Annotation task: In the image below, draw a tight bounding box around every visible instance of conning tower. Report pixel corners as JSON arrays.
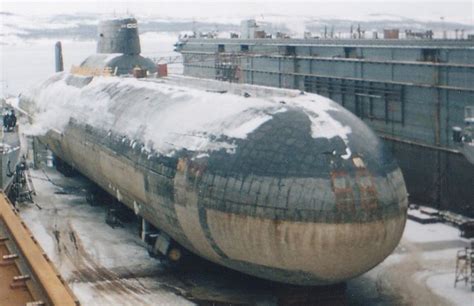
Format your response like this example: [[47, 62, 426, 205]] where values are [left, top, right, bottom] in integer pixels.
[[97, 17, 141, 54], [80, 17, 156, 75]]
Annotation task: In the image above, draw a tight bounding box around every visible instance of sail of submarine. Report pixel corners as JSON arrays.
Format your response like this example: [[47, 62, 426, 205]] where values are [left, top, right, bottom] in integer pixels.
[[19, 18, 408, 285]]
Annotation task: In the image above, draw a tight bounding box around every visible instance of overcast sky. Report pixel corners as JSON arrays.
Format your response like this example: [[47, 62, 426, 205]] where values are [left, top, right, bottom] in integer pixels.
[[1, 0, 473, 24]]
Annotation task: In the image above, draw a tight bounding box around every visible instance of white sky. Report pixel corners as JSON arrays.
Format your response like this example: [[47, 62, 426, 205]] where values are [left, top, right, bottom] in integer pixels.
[[1, 0, 473, 24]]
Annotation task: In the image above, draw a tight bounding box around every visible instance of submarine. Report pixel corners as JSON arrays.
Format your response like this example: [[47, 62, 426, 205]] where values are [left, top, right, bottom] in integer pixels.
[[19, 18, 408, 285]]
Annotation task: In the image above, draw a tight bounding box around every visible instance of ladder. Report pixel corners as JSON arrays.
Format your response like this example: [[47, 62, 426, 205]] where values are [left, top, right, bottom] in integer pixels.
[[454, 241, 473, 291]]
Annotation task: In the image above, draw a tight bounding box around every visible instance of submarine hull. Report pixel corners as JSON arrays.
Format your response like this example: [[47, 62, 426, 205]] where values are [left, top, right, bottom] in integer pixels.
[[42, 123, 406, 285], [23, 74, 407, 285]]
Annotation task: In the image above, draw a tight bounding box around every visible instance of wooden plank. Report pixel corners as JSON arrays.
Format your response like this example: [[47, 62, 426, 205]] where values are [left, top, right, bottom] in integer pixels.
[[0, 194, 78, 306]]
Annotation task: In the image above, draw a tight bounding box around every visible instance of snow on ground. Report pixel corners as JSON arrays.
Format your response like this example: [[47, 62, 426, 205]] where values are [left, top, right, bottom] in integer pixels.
[[403, 220, 465, 243], [70, 279, 188, 306], [356, 219, 473, 306], [426, 273, 473, 306], [20, 168, 193, 306], [21, 74, 353, 158]]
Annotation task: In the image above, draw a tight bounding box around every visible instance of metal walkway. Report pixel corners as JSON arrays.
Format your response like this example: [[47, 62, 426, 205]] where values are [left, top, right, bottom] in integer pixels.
[[0, 193, 78, 306]]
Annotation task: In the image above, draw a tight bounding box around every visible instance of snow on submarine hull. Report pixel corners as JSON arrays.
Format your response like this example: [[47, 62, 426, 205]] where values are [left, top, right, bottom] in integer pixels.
[[20, 73, 408, 285]]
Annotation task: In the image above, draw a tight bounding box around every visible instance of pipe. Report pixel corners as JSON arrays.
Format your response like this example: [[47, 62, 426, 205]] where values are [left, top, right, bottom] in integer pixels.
[[55, 41, 64, 72]]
